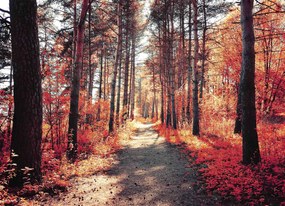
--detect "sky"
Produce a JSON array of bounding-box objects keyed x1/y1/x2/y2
[
  {"x1": 0, "y1": 0, "x2": 150, "y2": 63},
  {"x1": 0, "y1": 1, "x2": 8, "y2": 11}
]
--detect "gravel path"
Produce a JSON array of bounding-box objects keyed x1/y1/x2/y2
[{"x1": 35, "y1": 122, "x2": 216, "y2": 206}]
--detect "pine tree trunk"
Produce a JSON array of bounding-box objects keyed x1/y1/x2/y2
[
  {"x1": 67, "y1": 0, "x2": 90, "y2": 162},
  {"x1": 158, "y1": 24, "x2": 165, "y2": 124},
  {"x1": 234, "y1": 83, "x2": 242, "y2": 134},
  {"x1": 240, "y1": 0, "x2": 261, "y2": 165},
  {"x1": 86, "y1": 2, "x2": 94, "y2": 124},
  {"x1": 152, "y1": 65, "x2": 156, "y2": 120},
  {"x1": 186, "y1": 0, "x2": 192, "y2": 124},
  {"x1": 122, "y1": 0, "x2": 130, "y2": 123},
  {"x1": 109, "y1": 1, "x2": 122, "y2": 133},
  {"x1": 170, "y1": 1, "x2": 177, "y2": 129},
  {"x1": 72, "y1": 0, "x2": 77, "y2": 67},
  {"x1": 199, "y1": 0, "x2": 207, "y2": 99},
  {"x1": 97, "y1": 47, "x2": 104, "y2": 121},
  {"x1": 9, "y1": 0, "x2": 43, "y2": 186},
  {"x1": 192, "y1": 0, "x2": 200, "y2": 136},
  {"x1": 180, "y1": 0, "x2": 186, "y2": 125},
  {"x1": 115, "y1": 50, "x2": 122, "y2": 124},
  {"x1": 130, "y1": 32, "x2": 136, "y2": 120}
]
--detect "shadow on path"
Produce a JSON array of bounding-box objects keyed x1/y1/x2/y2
[{"x1": 105, "y1": 123, "x2": 216, "y2": 206}]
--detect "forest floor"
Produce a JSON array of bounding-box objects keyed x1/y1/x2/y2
[{"x1": 32, "y1": 122, "x2": 218, "y2": 206}]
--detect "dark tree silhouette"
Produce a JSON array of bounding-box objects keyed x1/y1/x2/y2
[
  {"x1": 9, "y1": 0, "x2": 43, "y2": 186},
  {"x1": 240, "y1": 0, "x2": 261, "y2": 164}
]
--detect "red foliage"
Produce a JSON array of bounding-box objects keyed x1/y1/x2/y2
[{"x1": 158, "y1": 122, "x2": 285, "y2": 205}]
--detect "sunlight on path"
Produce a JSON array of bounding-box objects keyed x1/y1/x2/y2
[{"x1": 35, "y1": 122, "x2": 215, "y2": 206}]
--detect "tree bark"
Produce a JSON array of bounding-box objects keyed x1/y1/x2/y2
[
  {"x1": 115, "y1": 52, "x2": 122, "y2": 124},
  {"x1": 9, "y1": 0, "x2": 43, "y2": 186},
  {"x1": 170, "y1": 0, "x2": 177, "y2": 129},
  {"x1": 159, "y1": 26, "x2": 165, "y2": 124},
  {"x1": 199, "y1": 0, "x2": 207, "y2": 99},
  {"x1": 86, "y1": 1, "x2": 94, "y2": 124},
  {"x1": 72, "y1": 0, "x2": 77, "y2": 68},
  {"x1": 109, "y1": 1, "x2": 122, "y2": 133},
  {"x1": 240, "y1": 0, "x2": 261, "y2": 165},
  {"x1": 96, "y1": 46, "x2": 104, "y2": 121},
  {"x1": 122, "y1": 0, "x2": 130, "y2": 123},
  {"x1": 130, "y1": 31, "x2": 136, "y2": 120},
  {"x1": 67, "y1": 0, "x2": 90, "y2": 162},
  {"x1": 186, "y1": 0, "x2": 192, "y2": 124},
  {"x1": 234, "y1": 83, "x2": 242, "y2": 134},
  {"x1": 192, "y1": 0, "x2": 200, "y2": 136}
]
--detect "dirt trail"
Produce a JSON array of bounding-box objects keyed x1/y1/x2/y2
[{"x1": 35, "y1": 122, "x2": 216, "y2": 206}]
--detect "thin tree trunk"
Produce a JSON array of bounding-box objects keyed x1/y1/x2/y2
[
  {"x1": 152, "y1": 65, "x2": 156, "y2": 120},
  {"x1": 192, "y1": 0, "x2": 200, "y2": 136},
  {"x1": 103, "y1": 54, "x2": 107, "y2": 100},
  {"x1": 67, "y1": 0, "x2": 90, "y2": 162},
  {"x1": 170, "y1": 1, "x2": 177, "y2": 129},
  {"x1": 138, "y1": 78, "x2": 142, "y2": 108},
  {"x1": 159, "y1": 25, "x2": 165, "y2": 124},
  {"x1": 234, "y1": 83, "x2": 242, "y2": 134},
  {"x1": 97, "y1": 46, "x2": 104, "y2": 121},
  {"x1": 6, "y1": 64, "x2": 13, "y2": 145},
  {"x1": 72, "y1": 0, "x2": 77, "y2": 67},
  {"x1": 199, "y1": 0, "x2": 207, "y2": 99},
  {"x1": 122, "y1": 0, "x2": 130, "y2": 123},
  {"x1": 180, "y1": 0, "x2": 186, "y2": 125},
  {"x1": 116, "y1": 47, "x2": 122, "y2": 124},
  {"x1": 130, "y1": 32, "x2": 136, "y2": 120},
  {"x1": 109, "y1": 1, "x2": 122, "y2": 133},
  {"x1": 186, "y1": 0, "x2": 192, "y2": 124},
  {"x1": 86, "y1": 1, "x2": 94, "y2": 124}
]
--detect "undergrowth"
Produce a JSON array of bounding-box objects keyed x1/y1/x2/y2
[
  {"x1": 0, "y1": 120, "x2": 136, "y2": 205},
  {"x1": 155, "y1": 118, "x2": 285, "y2": 205}
]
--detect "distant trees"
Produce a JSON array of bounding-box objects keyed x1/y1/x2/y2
[
  {"x1": 9, "y1": 0, "x2": 42, "y2": 186},
  {"x1": 149, "y1": 0, "x2": 231, "y2": 134},
  {"x1": 148, "y1": 0, "x2": 284, "y2": 163},
  {"x1": 109, "y1": 0, "x2": 140, "y2": 132}
]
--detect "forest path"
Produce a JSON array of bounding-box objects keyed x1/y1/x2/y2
[{"x1": 36, "y1": 122, "x2": 216, "y2": 206}]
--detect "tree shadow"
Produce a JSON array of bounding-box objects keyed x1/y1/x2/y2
[{"x1": 105, "y1": 126, "x2": 217, "y2": 205}]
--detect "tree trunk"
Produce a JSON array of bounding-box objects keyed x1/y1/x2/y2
[
  {"x1": 109, "y1": 1, "x2": 122, "y2": 133},
  {"x1": 115, "y1": 50, "x2": 122, "y2": 124},
  {"x1": 138, "y1": 78, "x2": 142, "y2": 108},
  {"x1": 9, "y1": 0, "x2": 43, "y2": 186},
  {"x1": 122, "y1": 0, "x2": 130, "y2": 123},
  {"x1": 152, "y1": 65, "x2": 156, "y2": 120},
  {"x1": 86, "y1": 1, "x2": 94, "y2": 124},
  {"x1": 130, "y1": 32, "x2": 136, "y2": 120},
  {"x1": 158, "y1": 23, "x2": 165, "y2": 124},
  {"x1": 240, "y1": 0, "x2": 261, "y2": 165},
  {"x1": 192, "y1": 0, "x2": 200, "y2": 136},
  {"x1": 72, "y1": 0, "x2": 77, "y2": 67},
  {"x1": 67, "y1": 0, "x2": 90, "y2": 162},
  {"x1": 234, "y1": 83, "x2": 242, "y2": 134},
  {"x1": 180, "y1": 0, "x2": 186, "y2": 125},
  {"x1": 170, "y1": 0, "x2": 177, "y2": 129},
  {"x1": 97, "y1": 46, "x2": 104, "y2": 121},
  {"x1": 186, "y1": 0, "x2": 192, "y2": 124},
  {"x1": 199, "y1": 0, "x2": 207, "y2": 99}
]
